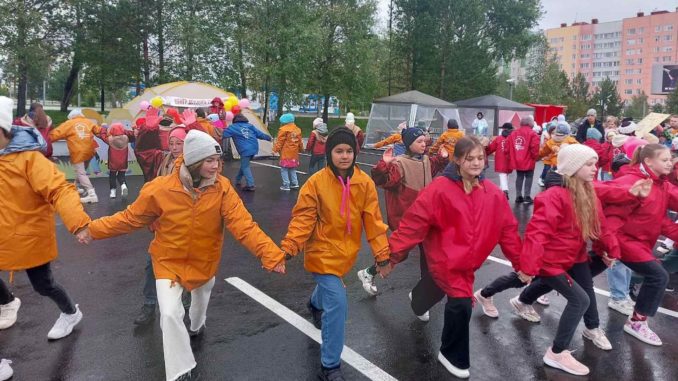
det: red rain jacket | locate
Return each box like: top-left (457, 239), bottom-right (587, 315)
top-left (507, 126), bottom-right (539, 171)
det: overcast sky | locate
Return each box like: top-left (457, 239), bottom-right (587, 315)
top-left (376, 0), bottom-right (678, 31)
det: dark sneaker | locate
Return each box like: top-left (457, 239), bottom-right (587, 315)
top-left (319, 366), bottom-right (345, 381)
top-left (134, 304), bottom-right (156, 325)
top-left (243, 186), bottom-right (256, 192)
top-left (176, 370), bottom-right (192, 381)
top-left (503, 191), bottom-right (509, 200)
top-left (291, 184), bottom-right (300, 189)
top-left (307, 300), bottom-right (323, 329)
top-left (523, 196), bottom-right (534, 204)
top-left (515, 196), bottom-right (524, 203)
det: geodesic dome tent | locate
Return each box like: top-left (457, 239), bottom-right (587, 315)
top-left (454, 95), bottom-right (534, 136)
top-left (364, 90), bottom-right (460, 145)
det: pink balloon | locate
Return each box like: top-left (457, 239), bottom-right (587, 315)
top-left (214, 120), bottom-right (225, 129)
top-left (224, 111), bottom-right (234, 122)
top-left (238, 98), bottom-right (251, 109)
top-left (140, 100), bottom-right (150, 110)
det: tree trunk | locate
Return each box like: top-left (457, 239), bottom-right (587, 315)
top-left (16, 64), bottom-right (28, 117)
top-left (262, 80), bottom-right (270, 124)
top-left (100, 84), bottom-right (105, 113)
top-left (143, 31), bottom-right (150, 86)
top-left (236, 36), bottom-right (247, 96)
top-left (322, 93), bottom-right (330, 123)
top-left (60, 62), bottom-right (80, 112)
top-left (157, 0), bottom-right (165, 83)
top-left (15, 5), bottom-right (28, 117)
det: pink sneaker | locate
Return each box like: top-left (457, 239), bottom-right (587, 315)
top-left (543, 347), bottom-right (590, 376)
top-left (474, 290), bottom-right (498, 318)
top-left (624, 319), bottom-right (662, 346)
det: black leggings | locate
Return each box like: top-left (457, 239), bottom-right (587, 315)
top-left (0, 263), bottom-right (76, 314)
top-left (520, 256), bottom-right (608, 330)
top-left (515, 170), bottom-right (534, 197)
top-left (410, 246), bottom-right (447, 316)
top-left (109, 170), bottom-right (126, 190)
top-left (532, 274), bottom-right (589, 353)
top-left (623, 260), bottom-right (669, 316)
top-left (480, 271), bottom-right (525, 298)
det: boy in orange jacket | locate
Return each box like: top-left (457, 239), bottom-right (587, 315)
top-left (49, 108), bottom-right (103, 203)
top-left (280, 127), bottom-right (391, 381)
top-left (272, 113), bottom-right (304, 190)
top-left (430, 119), bottom-right (465, 159)
top-left (0, 97), bottom-right (91, 342)
top-left (79, 130), bottom-right (286, 381)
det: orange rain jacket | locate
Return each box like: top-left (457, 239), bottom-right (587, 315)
top-left (49, 116), bottom-right (102, 164)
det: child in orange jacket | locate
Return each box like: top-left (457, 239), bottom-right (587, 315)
top-left (280, 127), bottom-right (391, 381)
top-left (430, 119), bottom-right (465, 159)
top-left (272, 113), bottom-right (304, 190)
top-left (0, 97), bottom-right (91, 343)
top-left (79, 130), bottom-right (285, 381)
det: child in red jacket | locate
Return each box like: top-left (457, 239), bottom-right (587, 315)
top-left (306, 118), bottom-right (328, 175)
top-left (355, 127), bottom-right (448, 301)
top-left (507, 117), bottom-right (540, 204)
top-left (103, 123), bottom-right (130, 199)
top-left (486, 122), bottom-right (513, 199)
top-left (388, 136), bottom-right (522, 379)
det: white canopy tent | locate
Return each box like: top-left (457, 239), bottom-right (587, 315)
top-left (364, 90), bottom-right (460, 145)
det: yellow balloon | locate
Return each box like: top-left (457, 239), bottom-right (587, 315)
top-left (225, 103), bottom-right (233, 112)
top-left (150, 97), bottom-right (163, 108)
top-left (226, 97), bottom-right (238, 108)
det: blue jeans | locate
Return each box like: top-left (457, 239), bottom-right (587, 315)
top-left (280, 167), bottom-right (299, 188)
top-left (308, 155), bottom-right (325, 176)
top-left (236, 155), bottom-right (255, 187)
top-left (143, 255), bottom-right (157, 305)
top-left (607, 261), bottom-right (632, 301)
top-left (540, 164), bottom-right (551, 180)
top-left (310, 274), bottom-right (347, 369)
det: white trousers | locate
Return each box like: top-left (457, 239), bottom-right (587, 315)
top-left (498, 173), bottom-right (509, 192)
top-left (156, 277), bottom-right (215, 381)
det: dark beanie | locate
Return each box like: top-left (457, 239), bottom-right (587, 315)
top-left (447, 119), bottom-right (459, 129)
top-left (402, 127), bottom-right (424, 150)
top-left (233, 113), bottom-right (249, 123)
top-left (325, 127), bottom-right (357, 177)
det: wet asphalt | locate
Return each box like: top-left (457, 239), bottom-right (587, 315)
top-left (1, 149), bottom-right (677, 381)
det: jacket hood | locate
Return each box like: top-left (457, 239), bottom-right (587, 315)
top-left (544, 169), bottom-right (565, 189)
top-left (0, 126), bottom-right (47, 156)
top-left (441, 162), bottom-right (485, 182)
top-left (501, 128), bottom-right (512, 138)
top-left (211, 97), bottom-right (224, 107)
top-left (611, 153), bottom-right (630, 173)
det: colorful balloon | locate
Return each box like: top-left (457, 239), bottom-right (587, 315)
top-left (231, 105), bottom-right (241, 115)
top-left (224, 103), bottom-right (233, 112)
top-left (238, 98), bottom-right (251, 109)
top-left (140, 100), bottom-right (150, 110)
top-left (150, 96), bottom-right (164, 108)
top-left (224, 111), bottom-right (234, 122)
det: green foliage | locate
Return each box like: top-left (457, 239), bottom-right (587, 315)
top-left (666, 87), bottom-right (678, 115)
top-left (652, 103), bottom-right (664, 113)
top-left (591, 77), bottom-right (623, 118)
top-left (625, 92), bottom-right (649, 120)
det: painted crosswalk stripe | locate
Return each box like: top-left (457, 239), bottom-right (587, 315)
top-left (225, 277), bottom-right (398, 381)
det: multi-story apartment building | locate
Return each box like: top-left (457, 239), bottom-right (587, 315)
top-left (545, 9), bottom-right (678, 107)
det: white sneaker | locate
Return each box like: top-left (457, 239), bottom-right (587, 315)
top-left (582, 327), bottom-right (612, 350)
top-left (608, 298), bottom-right (634, 315)
top-left (656, 243), bottom-right (671, 254)
top-left (538, 178), bottom-right (545, 187)
top-left (437, 352), bottom-right (470, 378)
top-left (109, 189), bottom-right (116, 198)
top-left (80, 189), bottom-right (98, 204)
top-left (626, 296), bottom-right (636, 306)
top-left (47, 305), bottom-right (83, 340)
top-left (509, 296), bottom-right (541, 322)
top-left (408, 292), bottom-right (430, 322)
top-left (0, 298), bottom-right (21, 330)
top-left (0, 359), bottom-right (13, 381)
top-left (356, 269), bottom-right (378, 296)
top-left (121, 183), bottom-right (128, 197)
top-left (543, 347), bottom-right (590, 376)
top-left (536, 295), bottom-right (550, 306)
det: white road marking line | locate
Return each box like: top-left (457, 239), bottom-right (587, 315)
top-left (485, 256), bottom-right (678, 319)
top-left (225, 277), bottom-right (399, 381)
top-left (250, 161), bottom-right (308, 175)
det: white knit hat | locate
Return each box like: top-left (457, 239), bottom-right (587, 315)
top-left (618, 120), bottom-right (637, 135)
top-left (68, 108), bottom-right (84, 120)
top-left (0, 96), bottom-right (13, 132)
top-left (345, 112), bottom-right (355, 124)
top-left (312, 117), bottom-right (324, 128)
top-left (183, 130), bottom-right (222, 166)
top-left (556, 144), bottom-right (598, 177)
top-left (612, 134), bottom-right (628, 148)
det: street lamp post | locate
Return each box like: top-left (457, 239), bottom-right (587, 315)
top-left (506, 78), bottom-right (516, 100)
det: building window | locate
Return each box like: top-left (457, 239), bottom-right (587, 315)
top-left (573, 35), bottom-right (577, 40)
top-left (628, 39), bottom-right (636, 45)
top-left (626, 59), bottom-right (634, 65)
top-left (663, 46), bottom-right (673, 52)
top-left (637, 79), bottom-right (642, 85)
top-left (639, 27), bottom-right (644, 33)
top-left (638, 58), bottom-right (643, 64)
top-left (628, 28), bottom-right (636, 35)
top-left (664, 56), bottom-right (673, 62)
top-left (625, 79), bottom-right (633, 85)
top-left (656, 57), bottom-right (662, 63)
top-left (625, 89), bottom-right (633, 95)
top-left (666, 25), bottom-right (674, 31)
top-left (665, 35), bottom-right (673, 41)
top-left (656, 26), bottom-right (662, 32)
